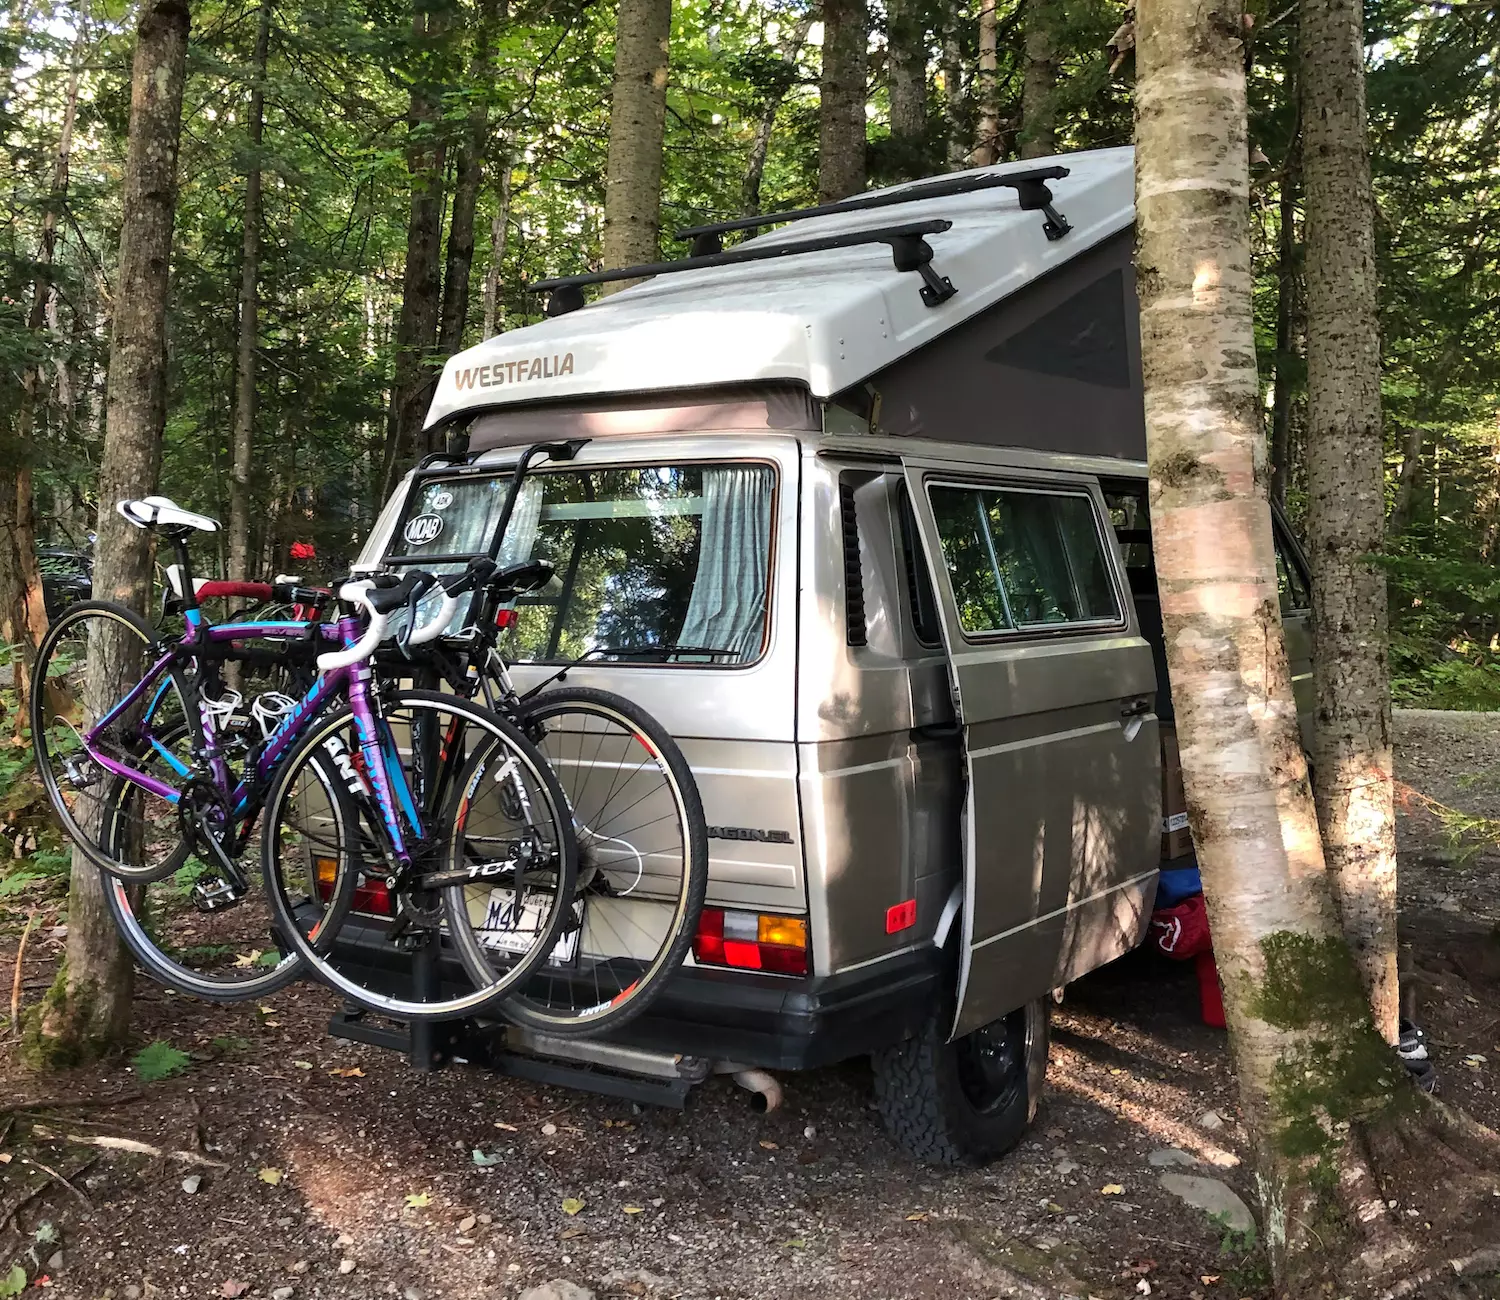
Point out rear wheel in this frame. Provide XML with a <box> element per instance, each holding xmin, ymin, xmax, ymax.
<box><xmin>872</xmin><ymin>996</ymin><xmax>1049</xmax><ymax>1166</ymax></box>
<box><xmin>469</xmin><ymin>686</ymin><xmax>708</xmax><ymax>1037</ymax></box>
<box><xmin>30</xmin><ymin>601</ymin><xmax>201</xmax><ymax>881</ymax></box>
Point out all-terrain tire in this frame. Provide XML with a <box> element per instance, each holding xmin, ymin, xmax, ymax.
<box><xmin>871</xmin><ymin>996</ymin><xmax>1049</xmax><ymax>1166</ymax></box>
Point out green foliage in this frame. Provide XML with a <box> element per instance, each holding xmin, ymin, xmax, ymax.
<box><xmin>131</xmin><ymin>1039</ymin><xmax>191</xmax><ymax>1083</ymax></box>
<box><xmin>0</xmin><ymin>1264</ymin><xmax>26</xmax><ymax>1298</ymax></box>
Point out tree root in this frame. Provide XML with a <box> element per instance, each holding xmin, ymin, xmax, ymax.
<box><xmin>1374</xmin><ymin>1245</ymin><xmax>1500</xmax><ymax>1300</ymax></box>
<box><xmin>28</xmin><ymin>1123</ymin><xmax>227</xmax><ymax>1169</ymax></box>
<box><xmin>1411</xmin><ymin>1094</ymin><xmax>1500</xmax><ymax>1166</ymax></box>
<box><xmin>1336</xmin><ymin>1128</ymin><xmax>1419</xmax><ymax>1276</ymax></box>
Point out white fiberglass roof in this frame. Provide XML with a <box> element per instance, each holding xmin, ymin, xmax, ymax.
<box><xmin>424</xmin><ymin>147</ymin><xmax>1135</xmax><ymax>429</ymax></box>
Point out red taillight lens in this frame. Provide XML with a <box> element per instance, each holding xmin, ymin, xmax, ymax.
<box><xmin>494</xmin><ymin>607</ymin><xmax>517</xmax><ymax>631</ymax></box>
<box><xmin>315</xmin><ymin>856</ymin><xmax>391</xmax><ymax>916</ymax></box>
<box><xmin>693</xmin><ymin>907</ymin><xmax>807</xmax><ymax>976</ymax></box>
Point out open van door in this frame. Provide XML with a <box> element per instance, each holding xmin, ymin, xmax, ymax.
<box><xmin>901</xmin><ymin>459</ymin><xmax>1163</xmax><ymax>1039</ymax></box>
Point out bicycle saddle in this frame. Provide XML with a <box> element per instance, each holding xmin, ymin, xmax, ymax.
<box><xmin>118</xmin><ymin>496</ymin><xmax>220</xmax><ymax>534</ymax></box>
<box><xmin>492</xmin><ymin>560</ymin><xmax>554</xmax><ymax>595</ymax></box>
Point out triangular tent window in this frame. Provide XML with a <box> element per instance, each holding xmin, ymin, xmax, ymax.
<box><xmin>983</xmin><ymin>269</ymin><xmax>1131</xmax><ymax>389</ymax></box>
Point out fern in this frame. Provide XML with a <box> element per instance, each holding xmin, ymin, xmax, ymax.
<box><xmin>132</xmin><ymin>1039</ymin><xmax>191</xmax><ymax>1083</ymax></box>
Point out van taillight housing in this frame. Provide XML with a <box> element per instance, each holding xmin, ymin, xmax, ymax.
<box><xmin>693</xmin><ymin>908</ymin><xmax>808</xmax><ymax>976</ymax></box>
<box><xmin>315</xmin><ymin>856</ymin><xmax>391</xmax><ymax>916</ymax></box>
<box><xmin>494</xmin><ymin>607</ymin><xmax>517</xmax><ymax>631</ymax></box>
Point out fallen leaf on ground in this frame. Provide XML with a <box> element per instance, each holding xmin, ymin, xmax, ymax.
<box><xmin>1199</xmin><ymin>1276</ymin><xmax>1220</xmax><ymax>1286</ymax></box>
<box><xmin>904</xmin><ymin>1212</ymin><xmax>928</xmax><ymax>1221</ymax></box>
<box><xmin>758</xmin><ymin>1140</ymin><xmax>778</xmax><ymax>1150</ymax></box>
<box><xmin>1101</xmin><ymin>1184</ymin><xmax>1125</xmax><ymax>1195</ymax></box>
<box><xmin>493</xmin><ymin>1121</ymin><xmax>517</xmax><ymax>1131</ymax></box>
<box><xmin>292</xmin><ymin>1060</ymin><xmax>313</xmax><ymax>1070</ymax></box>
<box><xmin>471</xmin><ymin>1149</ymin><xmax>500</xmax><ymax>1167</ymax></box>
<box><xmin>232</xmin><ymin>952</ymin><xmax>260</xmax><ymax>968</ymax></box>
<box><xmin>0</xmin><ymin>1154</ymin><xmax>11</xmax><ymax>1164</ymax></box>
<box><xmin>623</xmin><ymin>1205</ymin><xmax>644</xmax><ymax>1214</ymax></box>
<box><xmin>1464</xmin><ymin>1054</ymin><xmax>1487</xmax><ymax>1068</ymax></box>
<box><xmin>221</xmin><ymin>1282</ymin><xmax>250</xmax><ymax>1298</ymax></box>
<box><xmin>405</xmin><ymin>1191</ymin><xmax>431</xmax><ymax>1208</ymax></box>
<box><xmin>559</xmin><ymin>1228</ymin><xmax>585</xmax><ymax>1240</ymax></box>
<box><xmin>561</xmin><ymin>1197</ymin><xmax>585</xmax><ymax>1216</ymax></box>
<box><xmin>259</xmin><ymin>1167</ymin><xmax>284</xmax><ymax>1185</ymax></box>
<box><xmin>1044</xmin><ymin>1201</ymin><xmax>1064</xmax><ymax>1212</ymax></box>
<box><xmin>329</xmin><ymin>1067</ymin><xmax>365</xmax><ymax>1078</ymax></box>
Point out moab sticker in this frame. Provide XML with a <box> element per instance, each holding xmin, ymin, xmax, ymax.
<box><xmin>404</xmin><ymin>513</ymin><xmax>444</xmax><ymax>546</ymax></box>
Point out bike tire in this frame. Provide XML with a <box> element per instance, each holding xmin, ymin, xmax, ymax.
<box><xmin>31</xmin><ymin>600</ymin><xmax>202</xmax><ymax>882</ymax></box>
<box><xmin>472</xmin><ymin>685</ymin><xmax>709</xmax><ymax>1037</ymax></box>
<box><xmin>260</xmin><ymin>690</ymin><xmax>579</xmax><ymax>1022</ymax></box>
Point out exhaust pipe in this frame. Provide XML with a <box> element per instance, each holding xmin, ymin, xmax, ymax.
<box><xmin>728</xmin><ymin>1067</ymin><xmax>783</xmax><ymax>1113</ymax></box>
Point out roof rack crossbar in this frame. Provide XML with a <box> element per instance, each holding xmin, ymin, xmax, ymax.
<box><xmin>531</xmin><ymin>219</ymin><xmax>958</xmax><ymax>313</ymax></box>
<box><xmin>674</xmin><ymin>164</ymin><xmax>1072</xmax><ymax>249</ymax></box>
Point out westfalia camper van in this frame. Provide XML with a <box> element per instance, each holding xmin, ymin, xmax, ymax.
<box><xmin>341</xmin><ymin>146</ymin><xmax>1313</xmax><ymax>1165</ymax></box>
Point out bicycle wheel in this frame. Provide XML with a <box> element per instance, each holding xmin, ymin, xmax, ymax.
<box><xmin>102</xmin><ymin>725</ymin><xmax>357</xmax><ymax>1001</ymax></box>
<box><xmin>465</xmin><ymin>685</ymin><xmax>708</xmax><ymax>1037</ymax></box>
<box><xmin>31</xmin><ymin>601</ymin><xmax>201</xmax><ymax>881</ymax></box>
<box><xmin>261</xmin><ymin>690</ymin><xmax>578</xmax><ymax>1022</ymax></box>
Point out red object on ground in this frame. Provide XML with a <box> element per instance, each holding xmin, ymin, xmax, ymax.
<box><xmin>1151</xmin><ymin>893</ymin><xmax>1224</xmax><ymax>1027</ymax></box>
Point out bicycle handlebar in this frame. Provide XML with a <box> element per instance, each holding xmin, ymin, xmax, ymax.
<box><xmin>316</xmin><ymin>581</ymin><xmax>390</xmax><ymax>671</ymax></box>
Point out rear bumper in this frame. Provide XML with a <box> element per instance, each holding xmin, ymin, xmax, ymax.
<box><xmin>329</xmin><ymin>916</ymin><xmax>945</xmax><ymax>1071</ymax></box>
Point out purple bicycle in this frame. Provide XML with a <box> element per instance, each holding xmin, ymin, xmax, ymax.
<box><xmin>31</xmin><ymin>497</ymin><xmax>579</xmax><ymax>1016</ymax></box>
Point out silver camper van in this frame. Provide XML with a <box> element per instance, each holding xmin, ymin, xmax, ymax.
<box><xmin>344</xmin><ymin>148</ymin><xmax>1314</xmax><ymax>1165</ymax></box>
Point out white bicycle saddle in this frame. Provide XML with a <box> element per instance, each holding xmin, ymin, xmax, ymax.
<box><xmin>117</xmin><ymin>496</ymin><xmax>220</xmax><ymax>533</ymax></box>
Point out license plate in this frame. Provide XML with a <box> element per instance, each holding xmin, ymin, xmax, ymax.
<box><xmin>478</xmin><ymin>889</ymin><xmax>582</xmax><ymax>967</ymax></box>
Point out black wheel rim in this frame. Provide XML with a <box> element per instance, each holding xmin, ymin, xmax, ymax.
<box><xmin>954</xmin><ymin>1009</ymin><xmax>1027</xmax><ymax>1116</ymax></box>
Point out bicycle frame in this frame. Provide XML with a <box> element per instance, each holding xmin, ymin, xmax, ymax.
<box><xmin>80</xmin><ymin>611</ymin><xmax>421</xmax><ymax>866</ymax></box>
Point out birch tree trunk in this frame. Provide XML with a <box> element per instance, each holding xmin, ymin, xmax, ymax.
<box><xmin>1269</xmin><ymin>141</ymin><xmax>1300</xmax><ymax>510</ymax></box>
<box><xmin>1302</xmin><ymin>0</ymin><xmax>1399</xmax><ymax>1046</ymax></box>
<box><xmin>887</xmin><ymin>0</ymin><xmax>927</xmax><ymax>179</ymax></box>
<box><xmin>941</xmin><ymin>0</ymin><xmax>966</xmax><ymax>170</ymax></box>
<box><xmin>228</xmin><ymin>0</ymin><xmax>270</xmax><ymax>583</ymax></box>
<box><xmin>1135</xmin><ymin>0</ymin><xmax>1403</xmax><ymax>1283</ymax></box>
<box><xmin>818</xmin><ymin>0</ymin><xmax>868</xmax><ymax>202</ymax></box>
<box><xmin>742</xmin><ymin>14</ymin><xmax>813</xmax><ymax>214</ymax></box>
<box><xmin>380</xmin><ymin>1</ymin><xmax>450</xmax><ymax>496</ymax></box>
<box><xmin>481</xmin><ymin>150</ymin><xmax>511</xmax><ymax>339</ymax></box>
<box><xmin>600</xmin><ymin>0</ymin><xmax>672</xmax><ymax>281</ymax></box>
<box><xmin>29</xmin><ymin>0</ymin><xmax>190</xmax><ymax>1067</ymax></box>
<box><xmin>0</xmin><ymin>62</ymin><xmax>78</xmax><ymax>713</ymax></box>
<box><xmin>969</xmin><ymin>0</ymin><xmax>999</xmax><ymax>165</ymax></box>
<box><xmin>1018</xmin><ymin>0</ymin><xmax>1057</xmax><ymax>158</ymax></box>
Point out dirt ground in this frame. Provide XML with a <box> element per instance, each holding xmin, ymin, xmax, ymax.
<box><xmin>2</xmin><ymin>711</ymin><xmax>1499</xmax><ymax>1300</ymax></box>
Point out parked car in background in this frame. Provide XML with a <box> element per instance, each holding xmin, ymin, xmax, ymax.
<box><xmin>37</xmin><ymin>547</ymin><xmax>92</xmax><ymax>618</ymax></box>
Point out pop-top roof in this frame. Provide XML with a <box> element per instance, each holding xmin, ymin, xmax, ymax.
<box><xmin>424</xmin><ymin>146</ymin><xmax>1135</xmax><ymax>430</ymax></box>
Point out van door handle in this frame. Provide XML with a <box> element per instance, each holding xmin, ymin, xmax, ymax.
<box><xmin>1119</xmin><ymin>697</ymin><xmax>1152</xmax><ymax>718</ymax></box>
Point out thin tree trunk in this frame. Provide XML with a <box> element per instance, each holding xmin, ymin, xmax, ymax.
<box><xmin>380</xmin><ymin>2</ymin><xmax>450</xmax><ymax>497</ymax></box>
<box><xmin>439</xmin><ymin>0</ymin><xmax>502</xmax><ymax>356</ymax></box>
<box><xmin>1018</xmin><ymin>0</ymin><xmax>1057</xmax><ymax>158</ymax></box>
<box><xmin>0</xmin><ymin>62</ymin><xmax>78</xmax><ymax>713</ymax></box>
<box><xmin>742</xmin><ymin>12</ymin><xmax>814</xmax><ymax>215</ymax></box>
<box><xmin>1270</xmin><ymin>142</ymin><xmax>1301</xmax><ymax>509</ymax></box>
<box><xmin>228</xmin><ymin>0</ymin><xmax>270</xmax><ymax>583</ymax></box>
<box><xmin>970</xmin><ymin>0</ymin><xmax>999</xmax><ymax>165</ymax></box>
<box><xmin>600</xmin><ymin>0</ymin><xmax>672</xmax><ymax>282</ymax></box>
<box><xmin>818</xmin><ymin>0</ymin><xmax>868</xmax><ymax>201</ymax></box>
<box><xmin>1302</xmin><ymin>0</ymin><xmax>1399</xmax><ymax>1045</ymax></box>
<box><xmin>29</xmin><ymin>0</ymin><xmax>190</xmax><ymax>1069</ymax></box>
<box><xmin>942</xmin><ymin>0</ymin><xmax>966</xmax><ymax>170</ymax></box>
<box><xmin>887</xmin><ymin>0</ymin><xmax>927</xmax><ymax>179</ymax></box>
<box><xmin>481</xmin><ymin>149</ymin><xmax>511</xmax><ymax>338</ymax></box>
<box><xmin>1387</xmin><ymin>421</ymin><xmax>1424</xmax><ymax>534</ymax></box>
<box><xmin>1135</xmin><ymin>0</ymin><xmax>1400</xmax><ymax>1285</ymax></box>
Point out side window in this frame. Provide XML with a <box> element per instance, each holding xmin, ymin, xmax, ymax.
<box><xmin>1274</xmin><ymin>527</ymin><xmax>1311</xmax><ymax>614</ymax></box>
<box><xmin>927</xmin><ymin>483</ymin><xmax>1121</xmax><ymax>635</ymax></box>
<box><xmin>896</xmin><ymin>485</ymin><xmax>943</xmax><ymax>647</ymax></box>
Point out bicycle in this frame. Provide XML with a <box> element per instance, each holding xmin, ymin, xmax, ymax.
<box><xmin>32</xmin><ymin>496</ymin><xmax>580</xmax><ymax>1019</ymax></box>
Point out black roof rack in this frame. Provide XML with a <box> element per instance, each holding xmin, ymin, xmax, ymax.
<box><xmin>675</xmin><ymin>165</ymin><xmax>1072</xmax><ymax>253</ymax></box>
<box><xmin>531</xmin><ymin>219</ymin><xmax>959</xmax><ymax>316</ymax></box>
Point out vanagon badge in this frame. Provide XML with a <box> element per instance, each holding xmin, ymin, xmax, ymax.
<box><xmin>404</xmin><ymin>514</ymin><xmax>444</xmax><ymax>546</ymax></box>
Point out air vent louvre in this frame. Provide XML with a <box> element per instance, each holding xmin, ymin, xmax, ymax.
<box><xmin>840</xmin><ymin>482</ymin><xmax>868</xmax><ymax>647</ymax></box>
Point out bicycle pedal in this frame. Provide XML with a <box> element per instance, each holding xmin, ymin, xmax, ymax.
<box><xmin>191</xmin><ymin>876</ymin><xmax>246</xmax><ymax>912</ymax></box>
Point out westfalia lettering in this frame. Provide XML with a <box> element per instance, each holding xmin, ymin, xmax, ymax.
<box><xmin>453</xmin><ymin>353</ymin><xmax>575</xmax><ymax>391</ymax></box>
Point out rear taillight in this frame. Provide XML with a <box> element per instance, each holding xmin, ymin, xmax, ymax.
<box><xmin>694</xmin><ymin>908</ymin><xmax>808</xmax><ymax>976</ymax></box>
<box><xmin>315</xmin><ymin>856</ymin><xmax>391</xmax><ymax>916</ymax></box>
<box><xmin>494</xmin><ymin>607</ymin><xmax>517</xmax><ymax>631</ymax></box>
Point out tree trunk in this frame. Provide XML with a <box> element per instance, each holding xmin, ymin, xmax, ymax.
<box><xmin>1302</xmin><ymin>0</ymin><xmax>1398</xmax><ymax>1045</ymax></box>
<box><xmin>818</xmin><ymin>0</ymin><xmax>868</xmax><ymax>202</ymax></box>
<box><xmin>228</xmin><ymin>0</ymin><xmax>270</xmax><ymax>583</ymax></box>
<box><xmin>742</xmin><ymin>12</ymin><xmax>814</xmax><ymax>214</ymax></box>
<box><xmin>380</xmin><ymin>2</ymin><xmax>451</xmax><ymax>497</ymax></box>
<box><xmin>970</xmin><ymin>0</ymin><xmax>999</xmax><ymax>165</ymax></box>
<box><xmin>1135</xmin><ymin>0</ymin><xmax>1400</xmax><ymax>1285</ymax></box>
<box><xmin>0</xmin><ymin>62</ymin><xmax>78</xmax><ymax>713</ymax></box>
<box><xmin>887</xmin><ymin>0</ymin><xmax>927</xmax><ymax>179</ymax></box>
<box><xmin>1387</xmin><ymin>421</ymin><xmax>1424</xmax><ymax>534</ymax></box>
<box><xmin>481</xmin><ymin>149</ymin><xmax>511</xmax><ymax>339</ymax></box>
<box><xmin>439</xmin><ymin>0</ymin><xmax>502</xmax><ymax>356</ymax></box>
<box><xmin>600</xmin><ymin>0</ymin><xmax>672</xmax><ymax>281</ymax></box>
<box><xmin>29</xmin><ymin>0</ymin><xmax>190</xmax><ymax>1069</ymax></box>
<box><xmin>1270</xmin><ymin>142</ymin><xmax>1300</xmax><ymax>509</ymax></box>
<box><xmin>942</xmin><ymin>0</ymin><xmax>966</xmax><ymax>171</ymax></box>
<box><xmin>1018</xmin><ymin>0</ymin><xmax>1057</xmax><ymax>158</ymax></box>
